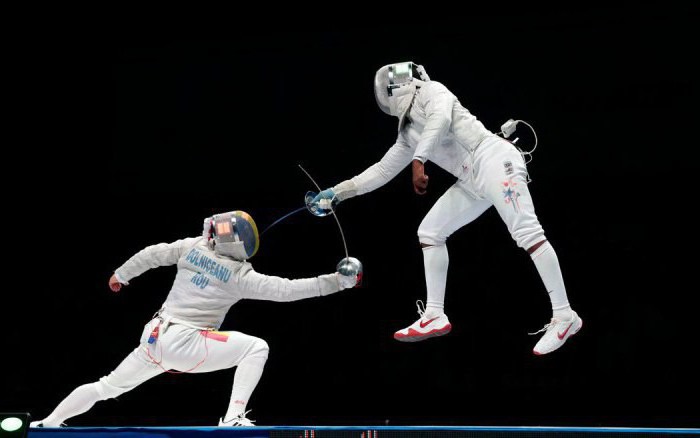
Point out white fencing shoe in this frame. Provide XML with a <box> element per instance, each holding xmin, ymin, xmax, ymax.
<box><xmin>218</xmin><ymin>411</ymin><xmax>256</xmax><ymax>427</ymax></box>
<box><xmin>394</xmin><ymin>300</ymin><xmax>452</xmax><ymax>342</ymax></box>
<box><xmin>531</xmin><ymin>310</ymin><xmax>583</xmax><ymax>355</ymax></box>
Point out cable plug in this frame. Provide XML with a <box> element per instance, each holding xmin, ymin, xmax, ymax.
<box><xmin>500</xmin><ymin>119</ymin><xmax>518</xmax><ymax>138</ymax></box>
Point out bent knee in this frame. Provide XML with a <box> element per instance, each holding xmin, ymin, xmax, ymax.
<box><xmin>417</xmin><ymin>227</ymin><xmax>446</xmax><ymax>247</ymax></box>
<box><xmin>251</xmin><ymin>338</ymin><xmax>269</xmax><ymax>358</ymax></box>
<box><xmin>511</xmin><ymin>226</ymin><xmax>545</xmax><ymax>250</ymax></box>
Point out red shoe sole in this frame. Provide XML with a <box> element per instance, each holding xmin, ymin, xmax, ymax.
<box><xmin>394</xmin><ymin>324</ymin><xmax>452</xmax><ymax>342</ymax></box>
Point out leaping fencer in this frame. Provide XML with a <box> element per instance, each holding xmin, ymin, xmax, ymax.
<box><xmin>30</xmin><ymin>210</ymin><xmax>360</xmax><ymax>427</ymax></box>
<box><xmin>312</xmin><ymin>62</ymin><xmax>582</xmax><ymax>355</ymax></box>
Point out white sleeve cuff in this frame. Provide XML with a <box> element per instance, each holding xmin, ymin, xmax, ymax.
<box><xmin>114</xmin><ymin>271</ymin><xmax>129</xmax><ymax>285</ymax></box>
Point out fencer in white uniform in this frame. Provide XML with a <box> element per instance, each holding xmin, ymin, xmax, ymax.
<box><xmin>31</xmin><ymin>211</ymin><xmax>359</xmax><ymax>428</ymax></box>
<box><xmin>313</xmin><ymin>62</ymin><xmax>581</xmax><ymax>355</ymax></box>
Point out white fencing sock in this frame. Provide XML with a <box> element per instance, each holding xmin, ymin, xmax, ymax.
<box><xmin>224</xmin><ymin>342</ymin><xmax>268</xmax><ymax>421</ymax></box>
<box><xmin>422</xmin><ymin>244</ymin><xmax>449</xmax><ymax>318</ymax></box>
<box><xmin>530</xmin><ymin>241</ymin><xmax>573</xmax><ymax>321</ymax></box>
<box><xmin>40</xmin><ymin>383</ymin><xmax>101</xmax><ymax>426</ymax></box>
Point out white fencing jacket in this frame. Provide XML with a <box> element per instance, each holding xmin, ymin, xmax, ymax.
<box><xmin>333</xmin><ymin>81</ymin><xmax>497</xmax><ymax>200</ymax></box>
<box><xmin>115</xmin><ymin>237</ymin><xmax>345</xmax><ymax>329</ymax></box>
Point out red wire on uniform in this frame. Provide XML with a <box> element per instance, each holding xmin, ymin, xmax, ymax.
<box><xmin>145</xmin><ymin>325</ymin><xmax>210</xmax><ymax>374</ymax></box>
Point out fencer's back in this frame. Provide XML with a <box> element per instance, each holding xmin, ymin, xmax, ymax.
<box><xmin>163</xmin><ymin>238</ymin><xmax>246</xmax><ymax>329</ymax></box>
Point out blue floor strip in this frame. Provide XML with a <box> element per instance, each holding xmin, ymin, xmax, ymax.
<box><xmin>27</xmin><ymin>425</ymin><xmax>700</xmax><ymax>437</ymax></box>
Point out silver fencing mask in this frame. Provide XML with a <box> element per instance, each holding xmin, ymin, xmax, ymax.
<box><xmin>374</xmin><ymin>61</ymin><xmax>430</xmax><ymax>118</ymax></box>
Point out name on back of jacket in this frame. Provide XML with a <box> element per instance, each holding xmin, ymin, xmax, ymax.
<box><xmin>185</xmin><ymin>249</ymin><xmax>232</xmax><ymax>284</ymax></box>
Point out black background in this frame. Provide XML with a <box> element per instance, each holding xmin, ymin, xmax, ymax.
<box><xmin>3</xmin><ymin>9</ymin><xmax>698</xmax><ymax>430</ymax></box>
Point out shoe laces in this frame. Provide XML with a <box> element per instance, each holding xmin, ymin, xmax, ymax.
<box><xmin>528</xmin><ymin>318</ymin><xmax>556</xmax><ymax>336</ymax></box>
<box><xmin>223</xmin><ymin>410</ymin><xmax>255</xmax><ymax>425</ymax></box>
<box><xmin>415</xmin><ymin>300</ymin><xmax>426</xmax><ymax>318</ymax></box>
<box><xmin>237</xmin><ymin>410</ymin><xmax>255</xmax><ymax>424</ymax></box>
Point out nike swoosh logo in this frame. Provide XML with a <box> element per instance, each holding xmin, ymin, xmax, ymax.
<box><xmin>558</xmin><ymin>322</ymin><xmax>574</xmax><ymax>339</ymax></box>
<box><xmin>420</xmin><ymin>317</ymin><xmax>439</xmax><ymax>328</ymax></box>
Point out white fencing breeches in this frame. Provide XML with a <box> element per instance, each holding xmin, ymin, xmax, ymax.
<box><xmin>40</xmin><ymin>318</ymin><xmax>268</xmax><ymax>426</ymax></box>
<box><xmin>418</xmin><ymin>136</ymin><xmax>545</xmax><ymax>249</ymax></box>
<box><xmin>415</xmin><ymin>137</ymin><xmax>549</xmax><ymax>314</ymax></box>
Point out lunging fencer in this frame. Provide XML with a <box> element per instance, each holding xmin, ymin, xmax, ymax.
<box><xmin>31</xmin><ymin>210</ymin><xmax>360</xmax><ymax>427</ymax></box>
<box><xmin>312</xmin><ymin>62</ymin><xmax>581</xmax><ymax>355</ymax></box>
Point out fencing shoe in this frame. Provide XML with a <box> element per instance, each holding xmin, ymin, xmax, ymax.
<box><xmin>531</xmin><ymin>310</ymin><xmax>583</xmax><ymax>355</ymax></box>
<box><xmin>30</xmin><ymin>421</ymin><xmax>66</xmax><ymax>428</ymax></box>
<box><xmin>394</xmin><ymin>300</ymin><xmax>452</xmax><ymax>342</ymax></box>
<box><xmin>218</xmin><ymin>411</ymin><xmax>256</xmax><ymax>427</ymax></box>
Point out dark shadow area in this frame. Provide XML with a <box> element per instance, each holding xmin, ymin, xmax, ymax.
<box><xmin>4</xmin><ymin>9</ymin><xmax>698</xmax><ymax>430</ymax></box>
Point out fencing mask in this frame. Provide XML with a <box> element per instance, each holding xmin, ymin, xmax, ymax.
<box><xmin>374</xmin><ymin>61</ymin><xmax>430</xmax><ymax>119</ymax></box>
<box><xmin>203</xmin><ymin>211</ymin><xmax>260</xmax><ymax>260</ymax></box>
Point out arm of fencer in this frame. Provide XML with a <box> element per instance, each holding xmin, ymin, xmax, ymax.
<box><xmin>412</xmin><ymin>82</ymin><xmax>454</xmax><ymax>163</ymax></box>
<box><xmin>114</xmin><ymin>237</ymin><xmax>201</xmax><ymax>284</ymax></box>
<box><xmin>236</xmin><ymin>266</ymin><xmax>346</xmax><ymax>302</ymax></box>
<box><xmin>332</xmin><ymin>141</ymin><xmax>414</xmax><ymax>201</ymax></box>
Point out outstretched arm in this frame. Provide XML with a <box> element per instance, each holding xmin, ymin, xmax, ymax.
<box><xmin>111</xmin><ymin>237</ymin><xmax>201</xmax><ymax>290</ymax></box>
<box><xmin>236</xmin><ymin>264</ymin><xmax>357</xmax><ymax>302</ymax></box>
<box><xmin>330</xmin><ymin>140</ymin><xmax>414</xmax><ymax>201</ymax></box>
